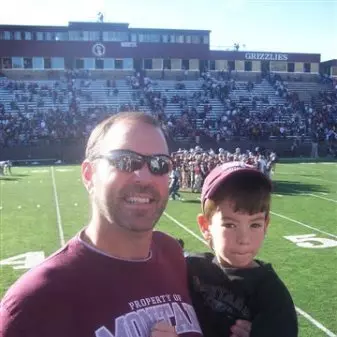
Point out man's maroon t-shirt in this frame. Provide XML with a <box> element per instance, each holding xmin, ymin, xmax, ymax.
<box><xmin>0</xmin><ymin>231</ymin><xmax>203</xmax><ymax>337</ymax></box>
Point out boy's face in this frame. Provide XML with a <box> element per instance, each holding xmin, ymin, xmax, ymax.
<box><xmin>198</xmin><ymin>199</ymin><xmax>269</xmax><ymax>268</ymax></box>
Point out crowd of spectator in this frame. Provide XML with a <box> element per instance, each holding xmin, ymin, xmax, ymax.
<box><xmin>0</xmin><ymin>71</ymin><xmax>336</xmax><ymax>153</ymax></box>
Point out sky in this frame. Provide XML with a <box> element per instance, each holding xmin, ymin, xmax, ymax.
<box><xmin>0</xmin><ymin>0</ymin><xmax>336</xmax><ymax>61</ymax></box>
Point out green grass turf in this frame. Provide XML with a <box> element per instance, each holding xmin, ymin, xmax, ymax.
<box><xmin>0</xmin><ymin>163</ymin><xmax>336</xmax><ymax>337</ymax></box>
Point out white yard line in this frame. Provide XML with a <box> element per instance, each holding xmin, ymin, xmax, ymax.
<box><xmin>270</xmin><ymin>211</ymin><xmax>337</xmax><ymax>239</ymax></box>
<box><xmin>298</xmin><ymin>176</ymin><xmax>337</xmax><ymax>185</ymax></box>
<box><xmin>163</xmin><ymin>212</ymin><xmax>337</xmax><ymax>337</ymax></box>
<box><xmin>306</xmin><ymin>193</ymin><xmax>337</xmax><ymax>204</ymax></box>
<box><xmin>50</xmin><ymin>167</ymin><xmax>65</xmax><ymax>246</ymax></box>
<box><xmin>164</xmin><ymin>212</ymin><xmax>206</xmax><ymax>245</ymax></box>
<box><xmin>295</xmin><ymin>307</ymin><xmax>337</xmax><ymax>337</ymax></box>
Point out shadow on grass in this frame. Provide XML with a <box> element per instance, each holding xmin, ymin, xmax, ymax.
<box><xmin>181</xmin><ymin>199</ymin><xmax>200</xmax><ymax>205</ymax></box>
<box><xmin>272</xmin><ymin>180</ymin><xmax>329</xmax><ymax>195</ymax></box>
<box><xmin>0</xmin><ymin>177</ymin><xmax>20</xmax><ymax>181</ymax></box>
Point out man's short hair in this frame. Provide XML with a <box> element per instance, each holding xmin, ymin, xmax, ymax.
<box><xmin>85</xmin><ymin>111</ymin><xmax>163</xmax><ymax>160</ymax></box>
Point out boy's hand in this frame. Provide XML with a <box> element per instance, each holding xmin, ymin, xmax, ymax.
<box><xmin>151</xmin><ymin>321</ymin><xmax>178</xmax><ymax>337</ymax></box>
<box><xmin>230</xmin><ymin>319</ymin><xmax>252</xmax><ymax>337</ymax></box>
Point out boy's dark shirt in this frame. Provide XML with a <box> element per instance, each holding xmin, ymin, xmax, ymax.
<box><xmin>186</xmin><ymin>252</ymin><xmax>298</xmax><ymax>337</ymax></box>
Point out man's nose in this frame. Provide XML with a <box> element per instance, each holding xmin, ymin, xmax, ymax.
<box><xmin>133</xmin><ymin>163</ymin><xmax>152</xmax><ymax>182</ymax></box>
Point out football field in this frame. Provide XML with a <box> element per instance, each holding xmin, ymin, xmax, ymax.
<box><xmin>0</xmin><ymin>162</ymin><xmax>336</xmax><ymax>337</ymax></box>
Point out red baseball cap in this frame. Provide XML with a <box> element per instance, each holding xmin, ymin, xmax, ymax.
<box><xmin>201</xmin><ymin>161</ymin><xmax>272</xmax><ymax>211</ymax></box>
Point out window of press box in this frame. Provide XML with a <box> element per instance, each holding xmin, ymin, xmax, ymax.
<box><xmin>304</xmin><ymin>63</ymin><xmax>311</xmax><ymax>73</ymax></box>
<box><xmin>228</xmin><ymin>60</ymin><xmax>235</xmax><ymax>71</ymax></box>
<box><xmin>169</xmin><ymin>35</ymin><xmax>176</xmax><ymax>43</ymax></box>
<box><xmin>95</xmin><ymin>59</ymin><xmax>104</xmax><ymax>69</ymax></box>
<box><xmin>24</xmin><ymin>32</ymin><xmax>32</xmax><ymax>40</ymax></box>
<box><xmin>45</xmin><ymin>32</ymin><xmax>54</xmax><ymax>41</ymax></box>
<box><xmin>287</xmin><ymin>62</ymin><xmax>295</xmax><ymax>72</ymax></box>
<box><xmin>115</xmin><ymin>59</ymin><xmax>124</xmax><ymax>69</ymax></box>
<box><xmin>191</xmin><ymin>35</ymin><xmax>200</xmax><ymax>44</ymax></box>
<box><xmin>14</xmin><ymin>31</ymin><xmax>22</xmax><ymax>40</ymax></box>
<box><xmin>163</xmin><ymin>59</ymin><xmax>171</xmax><ymax>70</ymax></box>
<box><xmin>244</xmin><ymin>61</ymin><xmax>252</xmax><ymax>71</ymax></box>
<box><xmin>144</xmin><ymin>59</ymin><xmax>153</xmax><ymax>70</ymax></box>
<box><xmin>2</xmin><ymin>58</ymin><xmax>12</xmax><ymax>69</ymax></box>
<box><xmin>44</xmin><ymin>58</ymin><xmax>52</xmax><ymax>69</ymax></box>
<box><xmin>182</xmin><ymin>59</ymin><xmax>190</xmax><ymax>70</ymax></box>
<box><xmin>1</xmin><ymin>31</ymin><xmax>11</xmax><ymax>40</ymax></box>
<box><xmin>210</xmin><ymin>60</ymin><xmax>216</xmax><ymax>71</ymax></box>
<box><xmin>55</xmin><ymin>32</ymin><xmax>69</xmax><ymax>41</ymax></box>
<box><xmin>36</xmin><ymin>32</ymin><xmax>44</xmax><ymax>40</ymax></box>
<box><xmin>12</xmin><ymin>57</ymin><xmax>23</xmax><ymax>68</ymax></box>
<box><xmin>33</xmin><ymin>57</ymin><xmax>44</xmax><ymax>69</ymax></box>
<box><xmin>103</xmin><ymin>31</ymin><xmax>128</xmax><ymax>42</ymax></box>
<box><xmin>75</xmin><ymin>59</ymin><xmax>85</xmax><ymax>69</ymax></box>
<box><xmin>24</xmin><ymin>58</ymin><xmax>33</xmax><ymax>69</ymax></box>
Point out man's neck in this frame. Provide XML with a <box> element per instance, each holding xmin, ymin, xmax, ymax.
<box><xmin>83</xmin><ymin>221</ymin><xmax>153</xmax><ymax>260</ymax></box>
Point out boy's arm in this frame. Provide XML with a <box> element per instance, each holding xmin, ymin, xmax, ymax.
<box><xmin>250</xmin><ymin>272</ymin><xmax>298</xmax><ymax>337</ymax></box>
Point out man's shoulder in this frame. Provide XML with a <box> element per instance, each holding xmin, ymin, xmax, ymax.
<box><xmin>1</xmin><ymin>236</ymin><xmax>81</xmax><ymax>316</ymax></box>
<box><xmin>152</xmin><ymin>231</ymin><xmax>183</xmax><ymax>253</ymax></box>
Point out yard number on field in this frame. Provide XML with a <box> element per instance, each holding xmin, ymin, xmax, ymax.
<box><xmin>0</xmin><ymin>251</ymin><xmax>45</xmax><ymax>270</ymax></box>
<box><xmin>284</xmin><ymin>234</ymin><xmax>337</xmax><ymax>249</ymax></box>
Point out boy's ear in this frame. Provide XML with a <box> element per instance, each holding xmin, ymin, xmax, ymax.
<box><xmin>197</xmin><ymin>214</ymin><xmax>212</xmax><ymax>241</ymax></box>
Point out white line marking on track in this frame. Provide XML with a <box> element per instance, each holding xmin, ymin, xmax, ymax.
<box><xmin>164</xmin><ymin>212</ymin><xmax>337</xmax><ymax>337</ymax></box>
<box><xmin>270</xmin><ymin>211</ymin><xmax>337</xmax><ymax>239</ymax></box>
<box><xmin>50</xmin><ymin>167</ymin><xmax>65</xmax><ymax>246</ymax></box>
<box><xmin>275</xmin><ymin>194</ymin><xmax>283</xmax><ymax>197</ymax></box>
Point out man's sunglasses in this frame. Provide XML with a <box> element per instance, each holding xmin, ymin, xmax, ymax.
<box><xmin>92</xmin><ymin>150</ymin><xmax>173</xmax><ymax>176</ymax></box>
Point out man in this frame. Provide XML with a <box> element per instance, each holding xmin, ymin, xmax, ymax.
<box><xmin>1</xmin><ymin>112</ymin><xmax>249</xmax><ymax>337</ymax></box>
<box><xmin>169</xmin><ymin>166</ymin><xmax>182</xmax><ymax>201</ymax></box>
<box><xmin>1</xmin><ymin>112</ymin><xmax>201</xmax><ymax>337</ymax></box>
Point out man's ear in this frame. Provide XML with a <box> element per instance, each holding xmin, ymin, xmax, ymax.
<box><xmin>81</xmin><ymin>160</ymin><xmax>94</xmax><ymax>194</ymax></box>
<box><xmin>197</xmin><ymin>214</ymin><xmax>212</xmax><ymax>241</ymax></box>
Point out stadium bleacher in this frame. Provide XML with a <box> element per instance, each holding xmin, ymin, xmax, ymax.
<box><xmin>0</xmin><ymin>73</ymin><xmax>336</xmax><ymax>150</ymax></box>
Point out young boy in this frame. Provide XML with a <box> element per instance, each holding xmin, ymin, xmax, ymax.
<box><xmin>186</xmin><ymin>161</ymin><xmax>298</xmax><ymax>337</ymax></box>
